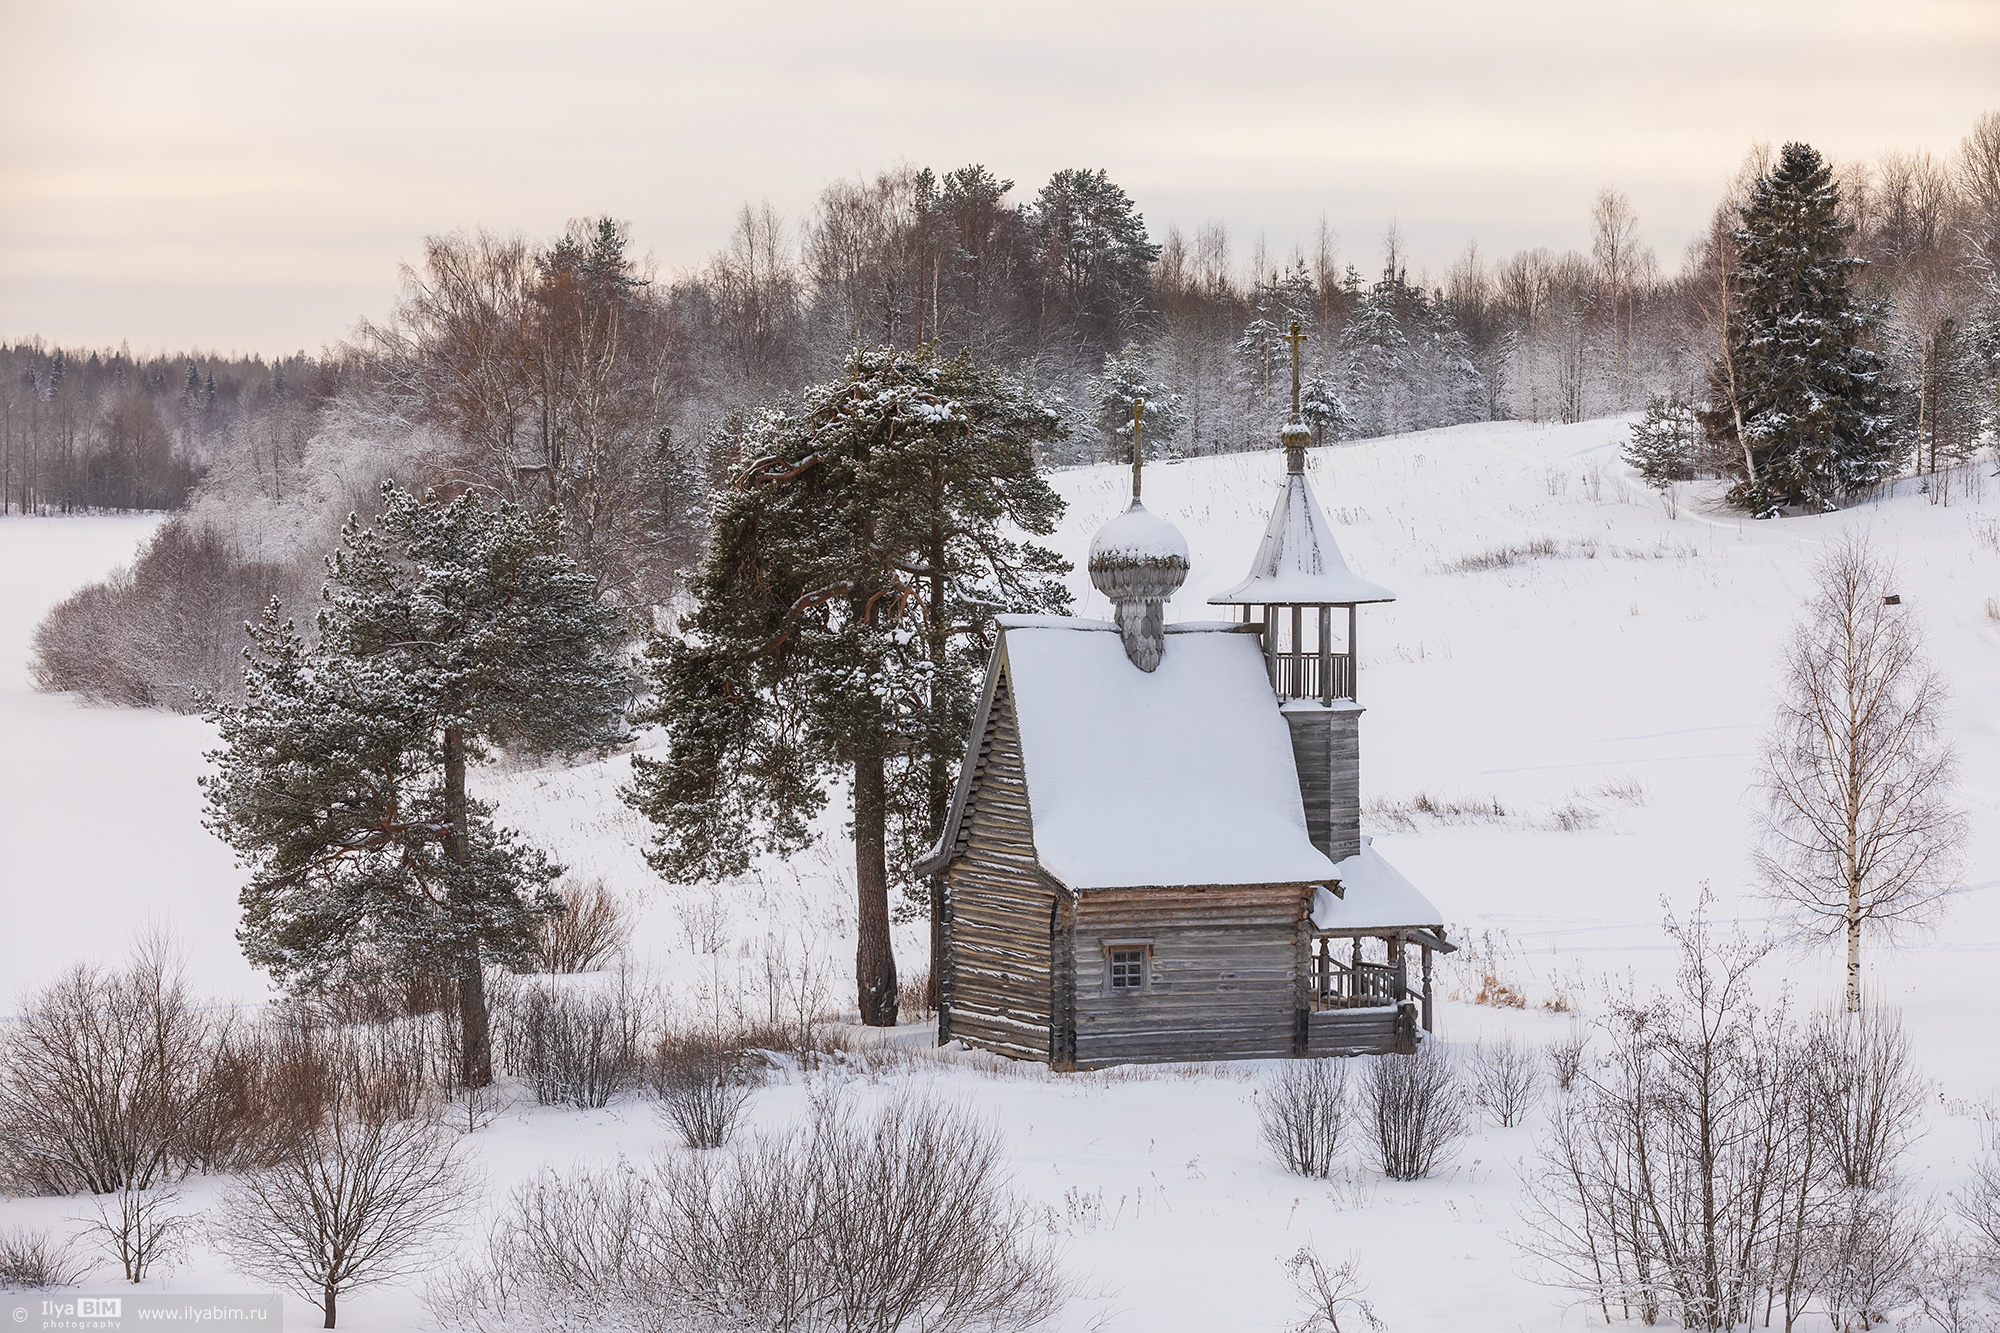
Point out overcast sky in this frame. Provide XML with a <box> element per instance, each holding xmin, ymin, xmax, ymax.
<box><xmin>3</xmin><ymin>0</ymin><xmax>1995</xmax><ymax>358</ymax></box>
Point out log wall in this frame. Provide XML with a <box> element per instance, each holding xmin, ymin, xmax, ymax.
<box><xmin>940</xmin><ymin>667</ymin><xmax>1059</xmax><ymax>1063</ymax></box>
<box><xmin>1070</xmin><ymin>883</ymin><xmax>1307</xmax><ymax>1068</ymax></box>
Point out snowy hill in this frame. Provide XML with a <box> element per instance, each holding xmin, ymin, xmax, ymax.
<box><xmin>3</xmin><ymin>418</ymin><xmax>1998</xmax><ymax>1331</ymax></box>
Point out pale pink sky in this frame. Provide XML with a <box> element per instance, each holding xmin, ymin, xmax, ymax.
<box><xmin>3</xmin><ymin>0</ymin><xmax>1995</xmax><ymax>357</ymax></box>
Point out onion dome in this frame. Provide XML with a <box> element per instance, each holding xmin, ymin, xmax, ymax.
<box><xmin>1088</xmin><ymin>501</ymin><xmax>1189</xmax><ymax>672</ymax></box>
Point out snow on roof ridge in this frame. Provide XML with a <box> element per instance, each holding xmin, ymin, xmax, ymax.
<box><xmin>994</xmin><ymin>613</ymin><xmax>1116</xmax><ymax>631</ymax></box>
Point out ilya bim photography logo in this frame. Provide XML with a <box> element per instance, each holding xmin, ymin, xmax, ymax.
<box><xmin>4</xmin><ymin>1294</ymin><xmax>279</xmax><ymax>1330</ymax></box>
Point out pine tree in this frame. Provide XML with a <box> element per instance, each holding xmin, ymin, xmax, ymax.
<box><xmin>1024</xmin><ymin>169</ymin><xmax>1160</xmax><ymax>354</ymax></box>
<box><xmin>203</xmin><ymin>484</ymin><xmax>629</xmax><ymax>1085</ymax></box>
<box><xmin>625</xmin><ymin>346</ymin><xmax>1070</xmax><ymax>1025</ymax></box>
<box><xmin>1701</xmin><ymin>142</ymin><xmax>1901</xmax><ymax>515</ymax></box>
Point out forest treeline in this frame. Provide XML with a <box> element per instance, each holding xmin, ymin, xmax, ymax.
<box><xmin>19</xmin><ymin>112</ymin><xmax>2000</xmax><ymax>709</ymax></box>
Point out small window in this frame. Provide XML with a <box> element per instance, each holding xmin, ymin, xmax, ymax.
<box><xmin>1108</xmin><ymin>948</ymin><xmax>1148</xmax><ymax>992</ymax></box>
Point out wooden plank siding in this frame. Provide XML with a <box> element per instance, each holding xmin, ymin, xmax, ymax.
<box><xmin>1070</xmin><ymin>884</ymin><xmax>1311</xmax><ymax>1068</ymax></box>
<box><xmin>939</xmin><ymin>666</ymin><xmax>1060</xmax><ymax>1063</ymax></box>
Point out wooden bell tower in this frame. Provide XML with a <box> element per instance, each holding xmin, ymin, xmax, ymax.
<box><xmin>1208</xmin><ymin>321</ymin><xmax>1395</xmax><ymax>862</ymax></box>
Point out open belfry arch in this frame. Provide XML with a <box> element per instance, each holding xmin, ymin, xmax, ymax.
<box><xmin>920</xmin><ymin>324</ymin><xmax>1452</xmax><ymax>1068</ymax></box>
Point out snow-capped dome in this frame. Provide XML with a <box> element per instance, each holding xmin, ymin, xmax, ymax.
<box><xmin>1088</xmin><ymin>501</ymin><xmax>1190</xmax><ymax>572</ymax></box>
<box><xmin>1087</xmin><ymin>501</ymin><xmax>1189</xmax><ymax>673</ymax></box>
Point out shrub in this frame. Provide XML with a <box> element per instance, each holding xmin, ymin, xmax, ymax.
<box><xmin>431</xmin><ymin>1096</ymin><xmax>1067</xmax><ymax>1333</ymax></box>
<box><xmin>526</xmin><ymin>879</ymin><xmax>632</xmax><ymax>974</ymax></box>
<box><xmin>1284</xmin><ymin>1246</ymin><xmax>1382</xmax><ymax>1332</ymax></box>
<box><xmin>504</xmin><ymin>981</ymin><xmax>643</xmax><ymax>1108</ymax></box>
<box><xmin>1260</xmin><ymin>1059</ymin><xmax>1352</xmax><ymax>1178</ymax></box>
<box><xmin>1806</xmin><ymin>1005</ymin><xmax>1925</xmax><ymax>1190</ymax></box>
<box><xmin>86</xmin><ymin>1186</ymin><xmax>196</xmax><ymax>1283</ymax></box>
<box><xmin>30</xmin><ymin>517</ymin><xmax>293</xmax><ymax>710</ymax></box>
<box><xmin>1467</xmin><ymin>1033</ymin><xmax>1541</xmax><ymax>1128</ymax></box>
<box><xmin>898</xmin><ymin>969</ymin><xmax>936</xmax><ymax>1023</ymax></box>
<box><xmin>1361</xmin><ymin>1042</ymin><xmax>1467</xmax><ymax>1181</ymax></box>
<box><xmin>1544</xmin><ymin>1027</ymin><xmax>1586</xmax><ymax>1094</ymax></box>
<box><xmin>649</xmin><ymin>1029</ymin><xmax>759</xmax><ymax>1149</ymax></box>
<box><xmin>0</xmin><ymin>941</ymin><xmax>228</xmax><ymax>1194</ymax></box>
<box><xmin>0</xmin><ymin>1227</ymin><xmax>88</xmax><ymax>1292</ymax></box>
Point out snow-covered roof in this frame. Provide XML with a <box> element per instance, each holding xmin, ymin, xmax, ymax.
<box><xmin>998</xmin><ymin>618</ymin><xmax>1337</xmax><ymax>890</ymax></box>
<box><xmin>1209</xmin><ymin>472</ymin><xmax>1396</xmax><ymax>606</ymax></box>
<box><xmin>1309</xmin><ymin>838</ymin><xmax>1444</xmax><ymax>932</ymax></box>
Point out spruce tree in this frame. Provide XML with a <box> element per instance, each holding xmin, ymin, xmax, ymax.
<box><xmin>203</xmin><ymin>484</ymin><xmax>628</xmax><ymax>1085</ymax></box>
<box><xmin>1624</xmin><ymin>394</ymin><xmax>1700</xmax><ymax>488</ymax></box>
<box><xmin>624</xmin><ymin>346</ymin><xmax>1070</xmax><ymax>1025</ymax></box>
<box><xmin>1091</xmin><ymin>351</ymin><xmax>1184</xmax><ymax>460</ymax></box>
<box><xmin>1701</xmin><ymin>142</ymin><xmax>1900</xmax><ymax>515</ymax></box>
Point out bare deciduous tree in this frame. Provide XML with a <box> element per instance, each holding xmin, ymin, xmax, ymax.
<box><xmin>1515</xmin><ymin>893</ymin><xmax>1831</xmax><ymax>1332</ymax></box>
<box><xmin>85</xmin><ymin>1185</ymin><xmax>196</xmax><ymax>1283</ymax></box>
<box><xmin>0</xmin><ymin>937</ymin><xmax>227</xmax><ymax>1195</ymax></box>
<box><xmin>1260</xmin><ymin>1059</ymin><xmax>1352</xmax><ymax>1178</ymax></box>
<box><xmin>1754</xmin><ymin>535</ymin><xmax>1966</xmax><ymax>1012</ymax></box>
<box><xmin>212</xmin><ymin>1108</ymin><xmax>471</xmax><ymax>1328</ymax></box>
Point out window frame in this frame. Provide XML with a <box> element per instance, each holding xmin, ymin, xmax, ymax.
<box><xmin>1102</xmin><ymin>940</ymin><xmax>1154</xmax><ymax>996</ymax></box>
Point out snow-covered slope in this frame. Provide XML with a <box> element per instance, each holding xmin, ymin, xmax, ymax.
<box><xmin>3</xmin><ymin>419</ymin><xmax>1997</xmax><ymax>1331</ymax></box>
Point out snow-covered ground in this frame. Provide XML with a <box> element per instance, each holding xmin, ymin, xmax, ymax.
<box><xmin>3</xmin><ymin>419</ymin><xmax>1998</xmax><ymax>1331</ymax></box>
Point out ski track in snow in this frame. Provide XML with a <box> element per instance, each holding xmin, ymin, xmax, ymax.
<box><xmin>4</xmin><ymin>419</ymin><xmax>2000</xmax><ymax>1331</ymax></box>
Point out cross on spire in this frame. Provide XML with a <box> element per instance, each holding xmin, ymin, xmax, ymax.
<box><xmin>1281</xmin><ymin>320</ymin><xmax>1310</xmax><ymax>475</ymax></box>
<box><xmin>1130</xmin><ymin>399</ymin><xmax>1145</xmax><ymax>503</ymax></box>
<box><xmin>1283</xmin><ymin>319</ymin><xmax>1306</xmax><ymax>422</ymax></box>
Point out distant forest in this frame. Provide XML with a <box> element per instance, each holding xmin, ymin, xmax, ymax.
<box><xmin>16</xmin><ymin>113</ymin><xmax>2000</xmax><ymax>708</ymax></box>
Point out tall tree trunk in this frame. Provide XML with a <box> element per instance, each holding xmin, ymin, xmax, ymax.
<box><xmin>1845</xmin><ymin>880</ymin><xmax>1863</xmax><ymax>1014</ymax></box>
<box><xmin>924</xmin><ymin>525</ymin><xmax>950</xmax><ymax>1014</ymax></box>
<box><xmin>444</xmin><ymin>724</ymin><xmax>494</xmax><ymax>1085</ymax></box>
<box><xmin>853</xmin><ymin>735</ymin><xmax>899</xmax><ymax>1026</ymax></box>
<box><xmin>323</xmin><ymin>1284</ymin><xmax>337</xmax><ymax>1329</ymax></box>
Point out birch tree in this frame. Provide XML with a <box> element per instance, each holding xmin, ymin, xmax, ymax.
<box><xmin>1753</xmin><ymin>535</ymin><xmax>1965</xmax><ymax>1012</ymax></box>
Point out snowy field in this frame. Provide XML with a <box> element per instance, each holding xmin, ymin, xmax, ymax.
<box><xmin>3</xmin><ymin>417</ymin><xmax>1999</xmax><ymax>1331</ymax></box>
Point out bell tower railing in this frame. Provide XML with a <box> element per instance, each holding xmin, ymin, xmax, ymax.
<box><xmin>1242</xmin><ymin>601</ymin><xmax>1358</xmax><ymax>704</ymax></box>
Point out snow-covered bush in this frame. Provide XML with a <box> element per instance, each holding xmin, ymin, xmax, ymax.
<box><xmin>1361</xmin><ymin>1042</ymin><xmax>1467</xmax><ymax>1181</ymax></box>
<box><xmin>648</xmin><ymin>1029</ymin><xmax>760</xmax><ymax>1149</ymax></box>
<box><xmin>1467</xmin><ymin>1033</ymin><xmax>1541</xmax><ymax>1128</ymax></box>
<box><xmin>0</xmin><ymin>1227</ymin><xmax>88</xmax><ymax>1292</ymax></box>
<box><xmin>1260</xmin><ymin>1058</ymin><xmax>1352</xmax><ymax>1178</ymax></box>
<box><xmin>1543</xmin><ymin>1027</ymin><xmax>1586</xmax><ymax>1094</ymax></box>
<box><xmin>431</xmin><ymin>1095</ymin><xmax>1067</xmax><ymax>1333</ymax></box>
<box><xmin>503</xmin><ymin>980</ymin><xmax>645</xmax><ymax>1109</ymax></box>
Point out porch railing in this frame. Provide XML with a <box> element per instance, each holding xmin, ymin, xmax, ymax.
<box><xmin>1311</xmin><ymin>951</ymin><xmax>1407</xmax><ymax>1010</ymax></box>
